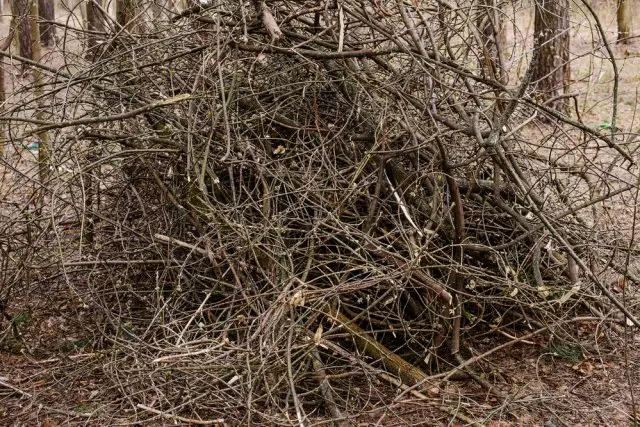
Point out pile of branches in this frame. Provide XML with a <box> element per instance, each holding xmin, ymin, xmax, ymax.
<box><xmin>1</xmin><ymin>0</ymin><xmax>639</xmax><ymax>423</ymax></box>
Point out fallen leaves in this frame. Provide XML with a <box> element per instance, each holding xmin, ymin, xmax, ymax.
<box><xmin>572</xmin><ymin>360</ymin><xmax>595</xmax><ymax>376</ymax></box>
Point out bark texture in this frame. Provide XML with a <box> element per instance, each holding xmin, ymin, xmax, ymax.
<box><xmin>116</xmin><ymin>0</ymin><xmax>143</xmax><ymax>31</ymax></box>
<box><xmin>477</xmin><ymin>0</ymin><xmax>507</xmax><ymax>84</ymax></box>
<box><xmin>38</xmin><ymin>0</ymin><xmax>55</xmax><ymax>46</ymax></box>
<box><xmin>617</xmin><ymin>0</ymin><xmax>631</xmax><ymax>43</ymax></box>
<box><xmin>532</xmin><ymin>0</ymin><xmax>570</xmax><ymax>112</ymax></box>
<box><xmin>13</xmin><ymin>0</ymin><xmax>32</xmax><ymax>60</ymax></box>
<box><xmin>86</xmin><ymin>0</ymin><xmax>105</xmax><ymax>55</ymax></box>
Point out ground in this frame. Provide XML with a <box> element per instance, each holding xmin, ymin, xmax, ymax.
<box><xmin>1</xmin><ymin>0</ymin><xmax>640</xmax><ymax>425</ymax></box>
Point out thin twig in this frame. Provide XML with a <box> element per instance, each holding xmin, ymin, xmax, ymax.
<box><xmin>136</xmin><ymin>404</ymin><xmax>224</xmax><ymax>425</ymax></box>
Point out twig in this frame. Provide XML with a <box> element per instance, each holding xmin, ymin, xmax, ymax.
<box><xmin>310</xmin><ymin>347</ymin><xmax>343</xmax><ymax>425</ymax></box>
<box><xmin>378</xmin><ymin>372</ymin><xmax>483</xmax><ymax>426</ymax></box>
<box><xmin>287</xmin><ymin>314</ymin><xmax>306</xmax><ymax>427</ymax></box>
<box><xmin>0</xmin><ymin>378</ymin><xmax>32</xmax><ymax>398</ymax></box>
<box><xmin>136</xmin><ymin>404</ymin><xmax>224</xmax><ymax>425</ymax></box>
<box><xmin>154</xmin><ymin>233</ymin><xmax>214</xmax><ymax>258</ymax></box>
<box><xmin>252</xmin><ymin>0</ymin><xmax>282</xmax><ymax>42</ymax></box>
<box><xmin>321</xmin><ymin>303</ymin><xmax>429</xmax><ymax>386</ymax></box>
<box><xmin>26</xmin><ymin>94</ymin><xmax>192</xmax><ymax>136</ymax></box>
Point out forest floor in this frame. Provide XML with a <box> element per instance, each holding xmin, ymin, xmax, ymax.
<box><xmin>1</xmin><ymin>1</ymin><xmax>640</xmax><ymax>426</ymax></box>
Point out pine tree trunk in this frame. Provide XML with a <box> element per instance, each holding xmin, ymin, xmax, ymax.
<box><xmin>38</xmin><ymin>0</ymin><xmax>55</xmax><ymax>46</ymax></box>
<box><xmin>13</xmin><ymin>0</ymin><xmax>33</xmax><ymax>61</ymax></box>
<box><xmin>532</xmin><ymin>0</ymin><xmax>570</xmax><ymax>112</ymax></box>
<box><xmin>617</xmin><ymin>0</ymin><xmax>631</xmax><ymax>43</ymax></box>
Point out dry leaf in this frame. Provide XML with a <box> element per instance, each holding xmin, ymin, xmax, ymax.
<box><xmin>314</xmin><ymin>324</ymin><xmax>323</xmax><ymax>345</ymax></box>
<box><xmin>32</xmin><ymin>379</ymin><xmax>47</xmax><ymax>387</ymax></box>
<box><xmin>611</xmin><ymin>277</ymin><xmax>627</xmax><ymax>293</ymax></box>
<box><xmin>289</xmin><ymin>290</ymin><xmax>305</xmax><ymax>307</ymax></box>
<box><xmin>154</xmin><ymin>93</ymin><xmax>191</xmax><ymax>106</ymax></box>
<box><xmin>572</xmin><ymin>360</ymin><xmax>594</xmax><ymax>375</ymax></box>
<box><xmin>537</xmin><ymin>285</ymin><xmax>550</xmax><ymax>299</ymax></box>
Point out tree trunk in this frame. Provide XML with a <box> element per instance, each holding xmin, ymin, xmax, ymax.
<box><xmin>28</xmin><ymin>0</ymin><xmax>51</xmax><ymax>180</ymax></box>
<box><xmin>116</xmin><ymin>0</ymin><xmax>142</xmax><ymax>31</ymax></box>
<box><xmin>532</xmin><ymin>0</ymin><xmax>570</xmax><ymax>113</ymax></box>
<box><xmin>0</xmin><ymin>36</ymin><xmax>8</xmax><ymax>151</ymax></box>
<box><xmin>38</xmin><ymin>0</ymin><xmax>55</xmax><ymax>46</ymax></box>
<box><xmin>477</xmin><ymin>0</ymin><xmax>507</xmax><ymax>85</ymax></box>
<box><xmin>151</xmin><ymin>0</ymin><xmax>178</xmax><ymax>21</ymax></box>
<box><xmin>13</xmin><ymin>0</ymin><xmax>32</xmax><ymax>61</ymax></box>
<box><xmin>86</xmin><ymin>0</ymin><xmax>105</xmax><ymax>56</ymax></box>
<box><xmin>477</xmin><ymin>0</ymin><xmax>507</xmax><ymax>121</ymax></box>
<box><xmin>0</xmin><ymin>62</ymin><xmax>4</xmax><ymax>152</ymax></box>
<box><xmin>617</xmin><ymin>0</ymin><xmax>631</xmax><ymax>43</ymax></box>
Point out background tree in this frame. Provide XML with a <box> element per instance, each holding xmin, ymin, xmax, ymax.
<box><xmin>477</xmin><ymin>0</ymin><xmax>508</xmax><ymax>121</ymax></box>
<box><xmin>532</xmin><ymin>0</ymin><xmax>571</xmax><ymax>112</ymax></box>
<box><xmin>38</xmin><ymin>0</ymin><xmax>55</xmax><ymax>46</ymax></box>
<box><xmin>0</xmin><ymin>30</ymin><xmax>14</xmax><ymax>152</ymax></box>
<box><xmin>28</xmin><ymin>0</ymin><xmax>51</xmax><ymax>179</ymax></box>
<box><xmin>86</xmin><ymin>0</ymin><xmax>105</xmax><ymax>54</ymax></box>
<box><xmin>477</xmin><ymin>0</ymin><xmax>507</xmax><ymax>83</ymax></box>
<box><xmin>12</xmin><ymin>0</ymin><xmax>33</xmax><ymax>61</ymax></box>
<box><xmin>116</xmin><ymin>0</ymin><xmax>143</xmax><ymax>31</ymax></box>
<box><xmin>617</xmin><ymin>0</ymin><xmax>631</xmax><ymax>43</ymax></box>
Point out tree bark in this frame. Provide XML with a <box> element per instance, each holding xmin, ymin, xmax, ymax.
<box><xmin>86</xmin><ymin>0</ymin><xmax>105</xmax><ymax>56</ymax></box>
<box><xmin>532</xmin><ymin>0</ymin><xmax>570</xmax><ymax>113</ymax></box>
<box><xmin>617</xmin><ymin>0</ymin><xmax>631</xmax><ymax>43</ymax></box>
<box><xmin>38</xmin><ymin>0</ymin><xmax>55</xmax><ymax>46</ymax></box>
<box><xmin>477</xmin><ymin>0</ymin><xmax>507</xmax><ymax>85</ymax></box>
<box><xmin>28</xmin><ymin>0</ymin><xmax>51</xmax><ymax>180</ymax></box>
<box><xmin>0</xmin><ymin>33</ymin><xmax>12</xmax><ymax>152</ymax></box>
<box><xmin>13</xmin><ymin>0</ymin><xmax>33</xmax><ymax>61</ymax></box>
<box><xmin>116</xmin><ymin>0</ymin><xmax>143</xmax><ymax>31</ymax></box>
<box><xmin>477</xmin><ymin>0</ymin><xmax>508</xmax><ymax>122</ymax></box>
